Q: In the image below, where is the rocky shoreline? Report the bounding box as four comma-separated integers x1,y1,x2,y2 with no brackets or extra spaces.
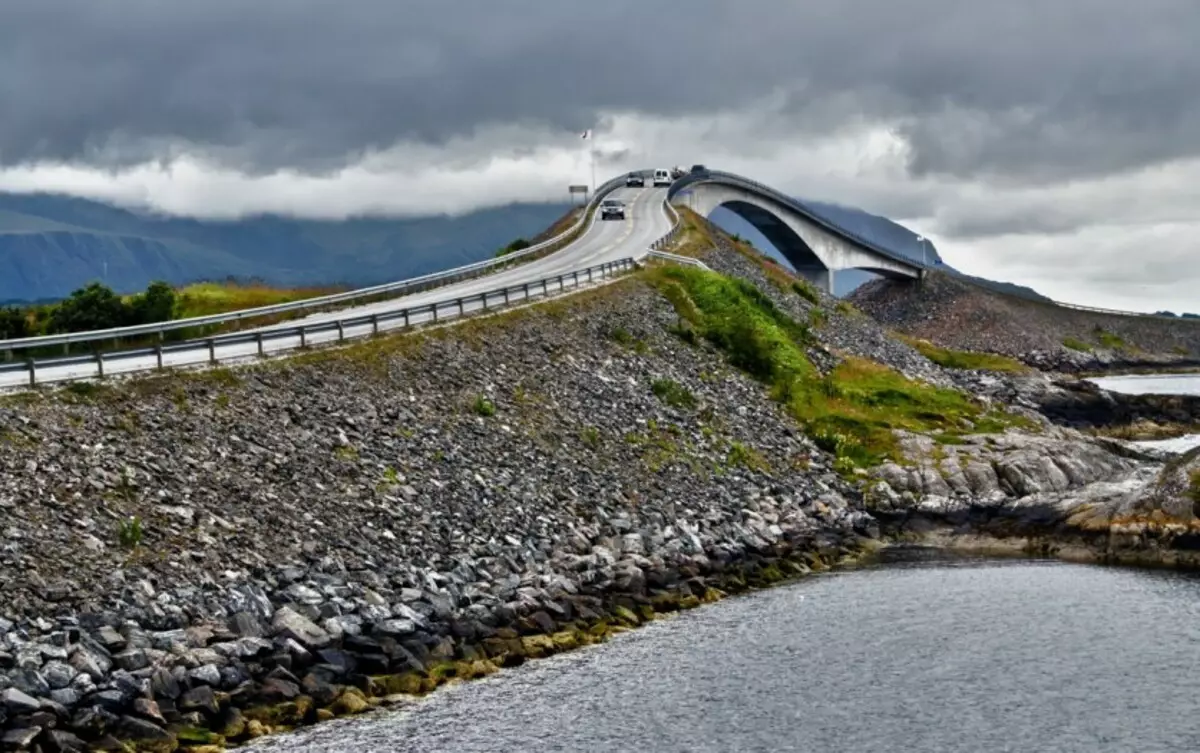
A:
2,224,1199,751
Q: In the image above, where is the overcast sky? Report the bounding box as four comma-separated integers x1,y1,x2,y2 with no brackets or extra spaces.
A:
2,0,1198,313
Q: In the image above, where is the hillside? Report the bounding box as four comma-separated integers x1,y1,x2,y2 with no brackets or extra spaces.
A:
849,270,1200,369
0,192,573,302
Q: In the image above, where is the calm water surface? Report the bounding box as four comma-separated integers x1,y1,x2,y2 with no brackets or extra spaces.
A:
247,554,1200,753
1089,372,1200,397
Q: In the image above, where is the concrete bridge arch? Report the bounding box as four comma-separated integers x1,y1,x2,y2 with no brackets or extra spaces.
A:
670,175,923,292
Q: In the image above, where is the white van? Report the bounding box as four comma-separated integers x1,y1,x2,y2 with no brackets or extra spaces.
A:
652,168,672,187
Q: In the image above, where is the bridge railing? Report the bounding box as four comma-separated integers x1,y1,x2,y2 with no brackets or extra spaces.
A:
650,194,682,251
0,174,629,357
0,258,641,388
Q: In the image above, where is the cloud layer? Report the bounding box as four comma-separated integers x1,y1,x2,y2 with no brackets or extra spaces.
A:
2,0,1198,311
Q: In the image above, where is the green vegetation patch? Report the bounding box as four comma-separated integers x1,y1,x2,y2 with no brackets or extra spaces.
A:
650,377,697,409
1188,470,1200,506
649,266,1028,469
791,280,820,305
1062,336,1092,353
1093,328,1133,352
904,337,1028,373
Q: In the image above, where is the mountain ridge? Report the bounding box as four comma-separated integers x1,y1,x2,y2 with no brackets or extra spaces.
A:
0,192,573,302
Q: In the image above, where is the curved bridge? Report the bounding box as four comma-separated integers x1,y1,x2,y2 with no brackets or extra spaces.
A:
668,169,924,292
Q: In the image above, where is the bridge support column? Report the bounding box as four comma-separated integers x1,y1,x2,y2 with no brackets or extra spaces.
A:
798,268,835,295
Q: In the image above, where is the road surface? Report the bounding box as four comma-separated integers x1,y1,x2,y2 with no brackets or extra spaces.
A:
0,186,671,389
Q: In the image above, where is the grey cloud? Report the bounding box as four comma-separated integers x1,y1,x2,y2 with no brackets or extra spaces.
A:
2,0,1200,182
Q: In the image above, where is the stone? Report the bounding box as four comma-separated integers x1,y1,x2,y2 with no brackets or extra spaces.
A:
42,660,77,690
187,664,222,687
6,669,49,698
330,687,370,715
270,607,331,649
111,648,149,672
178,685,219,715
43,729,88,753
117,715,172,741
0,687,41,715
92,627,125,653
1,727,42,748
133,697,168,726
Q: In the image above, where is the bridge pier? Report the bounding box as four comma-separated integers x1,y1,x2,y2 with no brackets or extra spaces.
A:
798,268,835,295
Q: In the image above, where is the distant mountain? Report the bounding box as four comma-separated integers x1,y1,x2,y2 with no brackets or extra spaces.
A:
0,192,573,302
709,199,1053,302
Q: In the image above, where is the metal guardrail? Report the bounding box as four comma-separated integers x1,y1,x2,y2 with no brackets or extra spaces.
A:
646,250,710,270
650,195,682,251
0,174,630,355
0,258,640,388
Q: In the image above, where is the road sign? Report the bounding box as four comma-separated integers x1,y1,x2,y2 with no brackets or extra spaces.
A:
568,185,588,194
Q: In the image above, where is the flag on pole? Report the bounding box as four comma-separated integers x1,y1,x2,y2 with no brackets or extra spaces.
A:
580,129,591,140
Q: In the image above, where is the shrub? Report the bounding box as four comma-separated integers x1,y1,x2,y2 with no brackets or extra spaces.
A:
118,516,144,549
473,394,496,417
792,280,820,305
651,378,696,409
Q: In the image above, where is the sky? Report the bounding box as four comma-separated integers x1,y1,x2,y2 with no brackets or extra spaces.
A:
1,0,1198,313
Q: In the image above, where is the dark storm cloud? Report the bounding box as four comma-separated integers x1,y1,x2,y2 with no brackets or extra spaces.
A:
2,0,1199,180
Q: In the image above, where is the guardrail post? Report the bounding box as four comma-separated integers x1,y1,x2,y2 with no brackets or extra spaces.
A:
155,344,164,371
587,267,593,283
481,293,489,312
503,288,510,305
299,328,307,349
371,314,380,335
456,298,464,316
572,271,579,287
96,352,104,379
2,349,11,363
402,309,410,328
207,339,217,364
432,304,439,323
523,282,530,300
27,359,35,388
337,322,345,342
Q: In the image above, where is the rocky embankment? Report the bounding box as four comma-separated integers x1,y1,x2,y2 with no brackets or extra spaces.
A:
849,271,1200,372
2,216,1199,751
0,281,877,751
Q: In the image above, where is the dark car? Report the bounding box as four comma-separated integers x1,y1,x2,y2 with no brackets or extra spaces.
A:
599,198,626,220
625,171,645,187
690,164,708,174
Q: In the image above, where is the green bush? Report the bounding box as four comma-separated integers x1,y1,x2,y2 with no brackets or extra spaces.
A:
651,378,697,409
118,516,144,549
792,280,820,305
473,394,496,417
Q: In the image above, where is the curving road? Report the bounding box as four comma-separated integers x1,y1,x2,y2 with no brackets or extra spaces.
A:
0,186,671,389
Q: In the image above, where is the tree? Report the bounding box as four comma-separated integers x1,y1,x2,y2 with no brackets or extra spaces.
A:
0,307,29,339
495,238,531,258
128,281,177,325
48,282,129,333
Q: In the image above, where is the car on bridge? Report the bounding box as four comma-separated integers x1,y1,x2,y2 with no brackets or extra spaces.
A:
625,171,645,187
653,168,673,187
599,198,626,220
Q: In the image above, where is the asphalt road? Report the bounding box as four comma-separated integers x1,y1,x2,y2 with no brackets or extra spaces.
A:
0,186,671,389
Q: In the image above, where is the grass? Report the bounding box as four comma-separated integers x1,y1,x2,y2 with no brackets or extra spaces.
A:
791,280,820,305
903,337,1029,373
473,394,496,417
1062,336,1092,353
117,516,144,550
649,265,1030,469
1189,470,1200,507
650,378,697,409
174,281,346,318
1095,328,1128,351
